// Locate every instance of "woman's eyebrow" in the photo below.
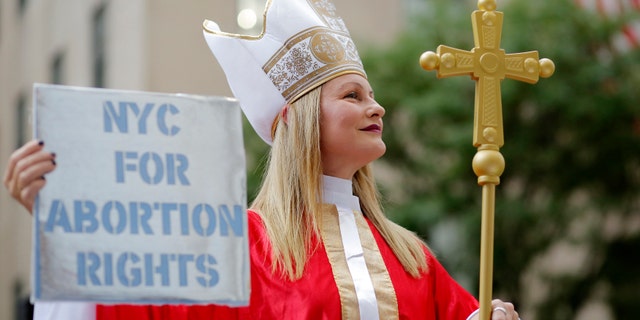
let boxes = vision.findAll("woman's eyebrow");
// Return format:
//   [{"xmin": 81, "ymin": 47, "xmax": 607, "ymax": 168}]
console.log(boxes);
[
  {"xmin": 337, "ymin": 82, "xmax": 372, "ymax": 94},
  {"xmin": 338, "ymin": 82, "xmax": 361, "ymax": 90}
]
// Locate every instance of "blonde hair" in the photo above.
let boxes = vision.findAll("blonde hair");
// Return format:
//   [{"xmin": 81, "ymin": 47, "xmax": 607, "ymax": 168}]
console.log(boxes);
[{"xmin": 251, "ymin": 85, "xmax": 428, "ymax": 281}]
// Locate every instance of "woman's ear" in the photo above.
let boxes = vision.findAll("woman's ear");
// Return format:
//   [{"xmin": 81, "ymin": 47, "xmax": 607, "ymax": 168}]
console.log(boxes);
[
  {"xmin": 280, "ymin": 104, "xmax": 290, "ymax": 125},
  {"xmin": 271, "ymin": 104, "xmax": 291, "ymax": 139}
]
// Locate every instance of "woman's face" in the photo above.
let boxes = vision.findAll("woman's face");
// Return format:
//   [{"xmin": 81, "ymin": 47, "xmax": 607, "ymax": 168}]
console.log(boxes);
[{"xmin": 319, "ymin": 73, "xmax": 386, "ymax": 179}]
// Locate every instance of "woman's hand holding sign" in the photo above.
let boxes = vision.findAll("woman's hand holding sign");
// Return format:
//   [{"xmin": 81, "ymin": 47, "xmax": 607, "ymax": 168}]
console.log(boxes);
[{"xmin": 3, "ymin": 140, "xmax": 57, "ymax": 213}]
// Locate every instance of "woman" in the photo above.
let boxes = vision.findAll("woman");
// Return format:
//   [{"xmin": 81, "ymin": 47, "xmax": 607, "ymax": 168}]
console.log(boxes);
[{"xmin": 4, "ymin": 0, "xmax": 520, "ymax": 319}]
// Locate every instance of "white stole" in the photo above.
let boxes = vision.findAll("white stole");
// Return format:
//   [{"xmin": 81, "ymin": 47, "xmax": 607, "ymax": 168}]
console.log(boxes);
[{"xmin": 323, "ymin": 175, "xmax": 379, "ymax": 320}]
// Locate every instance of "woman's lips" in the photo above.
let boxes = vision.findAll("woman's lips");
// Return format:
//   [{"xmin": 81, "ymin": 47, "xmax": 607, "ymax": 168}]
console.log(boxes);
[{"xmin": 360, "ymin": 124, "xmax": 382, "ymax": 133}]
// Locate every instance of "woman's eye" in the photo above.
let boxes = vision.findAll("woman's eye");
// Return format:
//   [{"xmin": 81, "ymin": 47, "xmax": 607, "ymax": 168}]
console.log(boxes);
[{"xmin": 344, "ymin": 92, "xmax": 359, "ymax": 99}]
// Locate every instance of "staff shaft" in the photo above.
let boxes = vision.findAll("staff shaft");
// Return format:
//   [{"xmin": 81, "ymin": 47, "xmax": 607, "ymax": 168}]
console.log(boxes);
[
  {"xmin": 472, "ymin": 145, "xmax": 504, "ymax": 320},
  {"xmin": 479, "ymin": 183, "xmax": 496, "ymax": 320}
]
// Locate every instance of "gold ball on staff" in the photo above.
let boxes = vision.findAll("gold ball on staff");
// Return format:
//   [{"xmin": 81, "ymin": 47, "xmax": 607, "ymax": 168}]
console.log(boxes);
[
  {"xmin": 478, "ymin": 0, "xmax": 497, "ymax": 11},
  {"xmin": 420, "ymin": 51, "xmax": 440, "ymax": 71},
  {"xmin": 539, "ymin": 58, "xmax": 555, "ymax": 78},
  {"xmin": 419, "ymin": 51, "xmax": 440, "ymax": 71},
  {"xmin": 472, "ymin": 148, "xmax": 505, "ymax": 185}
]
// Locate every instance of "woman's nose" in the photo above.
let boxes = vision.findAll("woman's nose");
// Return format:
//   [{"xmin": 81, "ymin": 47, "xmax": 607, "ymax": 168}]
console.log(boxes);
[{"xmin": 367, "ymin": 100, "xmax": 385, "ymax": 118}]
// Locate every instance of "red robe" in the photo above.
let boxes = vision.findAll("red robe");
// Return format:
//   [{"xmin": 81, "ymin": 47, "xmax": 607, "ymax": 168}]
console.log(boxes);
[{"xmin": 97, "ymin": 210, "xmax": 478, "ymax": 319}]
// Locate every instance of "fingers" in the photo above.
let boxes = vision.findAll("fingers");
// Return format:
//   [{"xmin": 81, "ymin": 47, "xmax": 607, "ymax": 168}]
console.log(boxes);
[
  {"xmin": 491, "ymin": 299, "xmax": 519, "ymax": 320},
  {"xmin": 4, "ymin": 140, "xmax": 43, "ymax": 188},
  {"xmin": 3, "ymin": 140, "xmax": 56, "ymax": 213},
  {"xmin": 15, "ymin": 151, "xmax": 56, "ymax": 189},
  {"xmin": 20, "ymin": 178, "xmax": 47, "ymax": 212}
]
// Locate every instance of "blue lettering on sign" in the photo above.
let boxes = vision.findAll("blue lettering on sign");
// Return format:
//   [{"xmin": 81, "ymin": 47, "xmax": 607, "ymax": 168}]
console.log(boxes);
[
  {"xmin": 45, "ymin": 200, "xmax": 72, "ymax": 232},
  {"xmin": 157, "ymin": 104, "xmax": 181, "ymax": 136},
  {"xmin": 74, "ymin": 200, "xmax": 99, "ymax": 233},
  {"xmin": 192, "ymin": 204, "xmax": 216, "ymax": 236},
  {"xmin": 117, "ymin": 252, "xmax": 142, "ymax": 287},
  {"xmin": 196, "ymin": 254, "xmax": 219, "ymax": 288},
  {"xmin": 102, "ymin": 201, "xmax": 128, "ymax": 234},
  {"xmin": 104, "ymin": 253, "xmax": 114, "ymax": 286},
  {"xmin": 145, "ymin": 253, "xmax": 171, "ymax": 286},
  {"xmin": 103, "ymin": 101, "xmax": 180, "ymax": 136},
  {"xmin": 44, "ymin": 200, "xmax": 245, "ymax": 237},
  {"xmin": 129, "ymin": 202, "xmax": 154, "ymax": 235},
  {"xmin": 160, "ymin": 203, "xmax": 179, "ymax": 235},
  {"xmin": 178, "ymin": 254, "xmax": 194, "ymax": 286},
  {"xmin": 77, "ymin": 252, "xmax": 220, "ymax": 288},
  {"xmin": 218, "ymin": 204, "xmax": 244, "ymax": 236},
  {"xmin": 115, "ymin": 151, "xmax": 190, "ymax": 185},
  {"xmin": 77, "ymin": 252, "xmax": 102, "ymax": 286}
]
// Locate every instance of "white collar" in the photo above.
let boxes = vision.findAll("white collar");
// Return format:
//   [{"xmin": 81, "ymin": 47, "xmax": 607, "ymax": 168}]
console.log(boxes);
[{"xmin": 322, "ymin": 175, "xmax": 361, "ymax": 213}]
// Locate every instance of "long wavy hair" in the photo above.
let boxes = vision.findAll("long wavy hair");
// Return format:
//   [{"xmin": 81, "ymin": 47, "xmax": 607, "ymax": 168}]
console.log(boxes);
[{"xmin": 251, "ymin": 85, "xmax": 428, "ymax": 281}]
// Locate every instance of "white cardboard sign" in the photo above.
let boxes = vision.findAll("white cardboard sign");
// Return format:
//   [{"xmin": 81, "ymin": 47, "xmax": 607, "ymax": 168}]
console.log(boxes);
[{"xmin": 31, "ymin": 84, "xmax": 249, "ymax": 306}]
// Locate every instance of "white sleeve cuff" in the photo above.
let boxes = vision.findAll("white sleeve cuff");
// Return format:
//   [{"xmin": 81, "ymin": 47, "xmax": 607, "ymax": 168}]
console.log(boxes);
[
  {"xmin": 466, "ymin": 309, "xmax": 479, "ymax": 320},
  {"xmin": 34, "ymin": 302, "xmax": 96, "ymax": 320}
]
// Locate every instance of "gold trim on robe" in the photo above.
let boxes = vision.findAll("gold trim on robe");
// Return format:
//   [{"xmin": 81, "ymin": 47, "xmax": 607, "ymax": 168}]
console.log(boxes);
[
  {"xmin": 320, "ymin": 204, "xmax": 399, "ymax": 319},
  {"xmin": 353, "ymin": 209, "xmax": 399, "ymax": 319}
]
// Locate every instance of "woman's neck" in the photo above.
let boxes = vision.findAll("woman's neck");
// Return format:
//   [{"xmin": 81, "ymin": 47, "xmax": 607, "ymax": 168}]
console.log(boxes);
[{"xmin": 322, "ymin": 175, "xmax": 360, "ymax": 212}]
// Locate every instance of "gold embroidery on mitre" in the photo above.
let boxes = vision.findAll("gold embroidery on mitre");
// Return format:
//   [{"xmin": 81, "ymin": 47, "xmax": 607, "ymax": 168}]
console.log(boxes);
[
  {"xmin": 307, "ymin": 0, "xmax": 348, "ymax": 32},
  {"xmin": 310, "ymin": 33, "xmax": 345, "ymax": 64},
  {"xmin": 263, "ymin": 27, "xmax": 364, "ymax": 102}
]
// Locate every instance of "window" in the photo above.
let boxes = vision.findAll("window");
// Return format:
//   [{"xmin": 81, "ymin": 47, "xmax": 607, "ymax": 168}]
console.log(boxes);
[
  {"xmin": 51, "ymin": 52, "xmax": 65, "ymax": 84},
  {"xmin": 13, "ymin": 279, "xmax": 33, "ymax": 320},
  {"xmin": 18, "ymin": 0, "xmax": 27, "ymax": 14},
  {"xmin": 92, "ymin": 4, "xmax": 106, "ymax": 88},
  {"xmin": 15, "ymin": 93, "xmax": 28, "ymax": 149}
]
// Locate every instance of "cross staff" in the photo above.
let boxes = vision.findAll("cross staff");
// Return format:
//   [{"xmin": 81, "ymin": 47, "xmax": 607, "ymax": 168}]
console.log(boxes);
[{"xmin": 419, "ymin": 1, "xmax": 554, "ymax": 319}]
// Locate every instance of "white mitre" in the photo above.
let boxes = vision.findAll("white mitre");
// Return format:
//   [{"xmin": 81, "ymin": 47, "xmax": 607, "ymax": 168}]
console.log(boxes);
[{"xmin": 202, "ymin": 0, "xmax": 366, "ymax": 144}]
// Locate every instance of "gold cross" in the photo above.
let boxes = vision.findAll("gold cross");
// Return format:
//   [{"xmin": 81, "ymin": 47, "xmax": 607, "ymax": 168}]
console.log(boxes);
[
  {"xmin": 421, "ymin": 0, "xmax": 554, "ymax": 148},
  {"xmin": 419, "ymin": 1, "xmax": 554, "ymax": 319}
]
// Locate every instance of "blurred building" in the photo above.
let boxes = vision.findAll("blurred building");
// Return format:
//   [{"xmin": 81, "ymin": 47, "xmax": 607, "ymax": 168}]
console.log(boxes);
[{"xmin": 0, "ymin": 0, "xmax": 404, "ymax": 319}]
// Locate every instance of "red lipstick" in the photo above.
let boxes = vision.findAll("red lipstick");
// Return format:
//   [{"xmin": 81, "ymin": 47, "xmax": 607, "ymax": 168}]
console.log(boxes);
[{"xmin": 361, "ymin": 124, "xmax": 382, "ymax": 133}]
